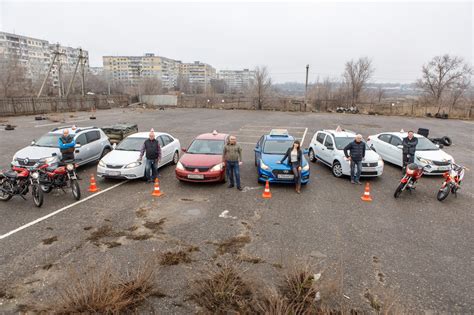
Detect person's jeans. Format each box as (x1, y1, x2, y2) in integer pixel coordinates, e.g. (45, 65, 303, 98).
(291, 162, 302, 186)
(226, 161, 241, 188)
(145, 159, 158, 182)
(403, 153, 415, 168)
(350, 160, 362, 182)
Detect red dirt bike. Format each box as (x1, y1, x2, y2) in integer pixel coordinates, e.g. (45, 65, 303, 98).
(437, 162, 466, 201)
(0, 165, 43, 207)
(37, 160, 81, 201)
(394, 163, 427, 198)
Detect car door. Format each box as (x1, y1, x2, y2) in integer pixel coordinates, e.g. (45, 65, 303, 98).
(254, 136, 264, 165)
(162, 135, 175, 164)
(321, 134, 335, 164)
(157, 136, 169, 167)
(388, 135, 403, 166)
(314, 132, 328, 164)
(73, 133, 89, 163)
(85, 130, 102, 161)
(375, 134, 392, 162)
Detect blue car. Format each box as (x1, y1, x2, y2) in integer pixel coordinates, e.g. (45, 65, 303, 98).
(254, 129, 310, 184)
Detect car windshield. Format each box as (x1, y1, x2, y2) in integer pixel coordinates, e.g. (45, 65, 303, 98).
(263, 139, 294, 154)
(34, 134, 60, 148)
(116, 137, 146, 151)
(334, 137, 369, 150)
(416, 137, 439, 151)
(187, 139, 224, 155)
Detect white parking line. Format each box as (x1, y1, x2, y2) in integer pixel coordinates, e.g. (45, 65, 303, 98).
(0, 180, 129, 240)
(301, 128, 308, 144)
(34, 118, 91, 128)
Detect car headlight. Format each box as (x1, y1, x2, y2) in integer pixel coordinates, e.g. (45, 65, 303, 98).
(98, 160, 106, 167)
(260, 160, 270, 170)
(417, 157, 432, 165)
(302, 164, 309, 171)
(378, 157, 384, 165)
(31, 172, 39, 179)
(210, 162, 224, 172)
(176, 161, 185, 171)
(66, 164, 74, 171)
(125, 161, 141, 168)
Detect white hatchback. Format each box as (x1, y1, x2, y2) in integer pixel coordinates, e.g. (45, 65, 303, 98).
(367, 132, 454, 175)
(308, 129, 384, 178)
(97, 132, 181, 179)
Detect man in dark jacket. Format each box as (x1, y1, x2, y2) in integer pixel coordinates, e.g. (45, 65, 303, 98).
(223, 135, 243, 191)
(58, 129, 76, 162)
(138, 129, 162, 182)
(402, 131, 418, 171)
(344, 134, 366, 184)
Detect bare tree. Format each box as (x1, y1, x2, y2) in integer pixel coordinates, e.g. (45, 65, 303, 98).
(176, 74, 191, 94)
(253, 66, 272, 110)
(210, 79, 226, 94)
(0, 54, 31, 97)
(140, 77, 163, 95)
(377, 86, 385, 103)
(343, 57, 374, 105)
(416, 54, 473, 112)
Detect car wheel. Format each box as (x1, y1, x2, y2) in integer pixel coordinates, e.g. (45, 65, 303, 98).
(100, 147, 111, 159)
(332, 161, 343, 178)
(172, 151, 179, 165)
(309, 149, 316, 162)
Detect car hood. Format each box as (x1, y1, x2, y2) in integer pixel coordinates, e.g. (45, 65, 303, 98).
(261, 154, 308, 169)
(416, 150, 453, 162)
(180, 153, 223, 167)
(14, 146, 60, 161)
(101, 150, 141, 165)
(363, 149, 380, 162)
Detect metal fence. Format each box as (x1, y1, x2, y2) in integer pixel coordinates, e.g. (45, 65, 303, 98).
(0, 95, 129, 117)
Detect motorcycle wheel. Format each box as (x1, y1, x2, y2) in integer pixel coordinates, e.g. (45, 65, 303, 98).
(40, 184, 52, 193)
(437, 185, 450, 201)
(0, 181, 13, 201)
(71, 179, 81, 200)
(32, 184, 44, 207)
(394, 182, 405, 198)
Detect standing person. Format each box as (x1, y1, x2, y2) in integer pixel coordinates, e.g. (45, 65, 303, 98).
(402, 131, 418, 171)
(279, 140, 303, 194)
(223, 135, 243, 191)
(343, 134, 366, 184)
(58, 129, 76, 162)
(138, 129, 161, 182)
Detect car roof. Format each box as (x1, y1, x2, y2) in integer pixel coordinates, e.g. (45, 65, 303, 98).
(321, 129, 356, 138)
(127, 132, 168, 138)
(49, 126, 97, 135)
(264, 134, 295, 141)
(195, 133, 228, 140)
(377, 132, 423, 138)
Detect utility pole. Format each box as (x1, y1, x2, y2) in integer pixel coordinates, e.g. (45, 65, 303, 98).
(304, 64, 309, 112)
(37, 44, 64, 98)
(65, 48, 87, 97)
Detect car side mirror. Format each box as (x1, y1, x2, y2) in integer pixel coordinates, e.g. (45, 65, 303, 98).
(254, 147, 259, 152)
(181, 147, 187, 152)
(303, 148, 309, 155)
(31, 140, 36, 145)
(112, 143, 117, 150)
(397, 145, 403, 149)
(437, 144, 444, 149)
(51, 153, 57, 157)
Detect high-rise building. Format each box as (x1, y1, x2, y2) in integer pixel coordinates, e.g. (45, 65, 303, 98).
(179, 61, 217, 92)
(218, 69, 256, 92)
(0, 31, 89, 89)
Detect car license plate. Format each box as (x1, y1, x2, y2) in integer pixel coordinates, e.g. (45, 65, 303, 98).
(106, 171, 120, 176)
(188, 174, 204, 179)
(277, 174, 294, 179)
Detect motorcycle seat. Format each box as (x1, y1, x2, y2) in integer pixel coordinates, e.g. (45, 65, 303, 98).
(407, 163, 420, 171)
(4, 170, 18, 178)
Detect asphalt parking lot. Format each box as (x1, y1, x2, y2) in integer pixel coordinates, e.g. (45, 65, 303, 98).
(0, 108, 473, 312)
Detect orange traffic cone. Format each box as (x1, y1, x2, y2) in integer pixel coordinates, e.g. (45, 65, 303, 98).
(361, 182, 372, 202)
(262, 180, 272, 199)
(151, 178, 163, 197)
(88, 174, 99, 193)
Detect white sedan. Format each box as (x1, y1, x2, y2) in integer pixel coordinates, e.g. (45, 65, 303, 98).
(308, 129, 384, 178)
(97, 132, 180, 179)
(367, 132, 454, 175)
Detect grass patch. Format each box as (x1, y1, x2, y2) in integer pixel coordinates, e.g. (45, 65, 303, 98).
(86, 225, 127, 244)
(160, 248, 192, 266)
(190, 263, 258, 313)
(37, 260, 161, 314)
(126, 234, 153, 241)
(42, 236, 58, 245)
(143, 218, 166, 233)
(216, 234, 251, 255)
(135, 207, 149, 218)
(239, 253, 264, 264)
(104, 241, 122, 248)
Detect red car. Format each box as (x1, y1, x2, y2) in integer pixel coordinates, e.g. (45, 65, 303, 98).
(175, 131, 229, 182)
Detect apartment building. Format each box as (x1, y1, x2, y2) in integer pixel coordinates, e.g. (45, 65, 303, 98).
(218, 69, 255, 92)
(179, 61, 217, 91)
(0, 31, 89, 88)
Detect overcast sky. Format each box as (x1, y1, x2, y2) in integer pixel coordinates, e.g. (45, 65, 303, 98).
(0, 1, 472, 83)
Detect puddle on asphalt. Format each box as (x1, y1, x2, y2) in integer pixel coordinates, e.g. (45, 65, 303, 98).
(185, 208, 201, 216)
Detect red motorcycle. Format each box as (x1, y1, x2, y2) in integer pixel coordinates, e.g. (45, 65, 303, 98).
(38, 160, 81, 201)
(437, 162, 466, 201)
(0, 165, 43, 207)
(394, 163, 426, 198)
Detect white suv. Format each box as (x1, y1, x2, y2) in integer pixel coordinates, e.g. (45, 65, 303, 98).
(308, 129, 384, 178)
